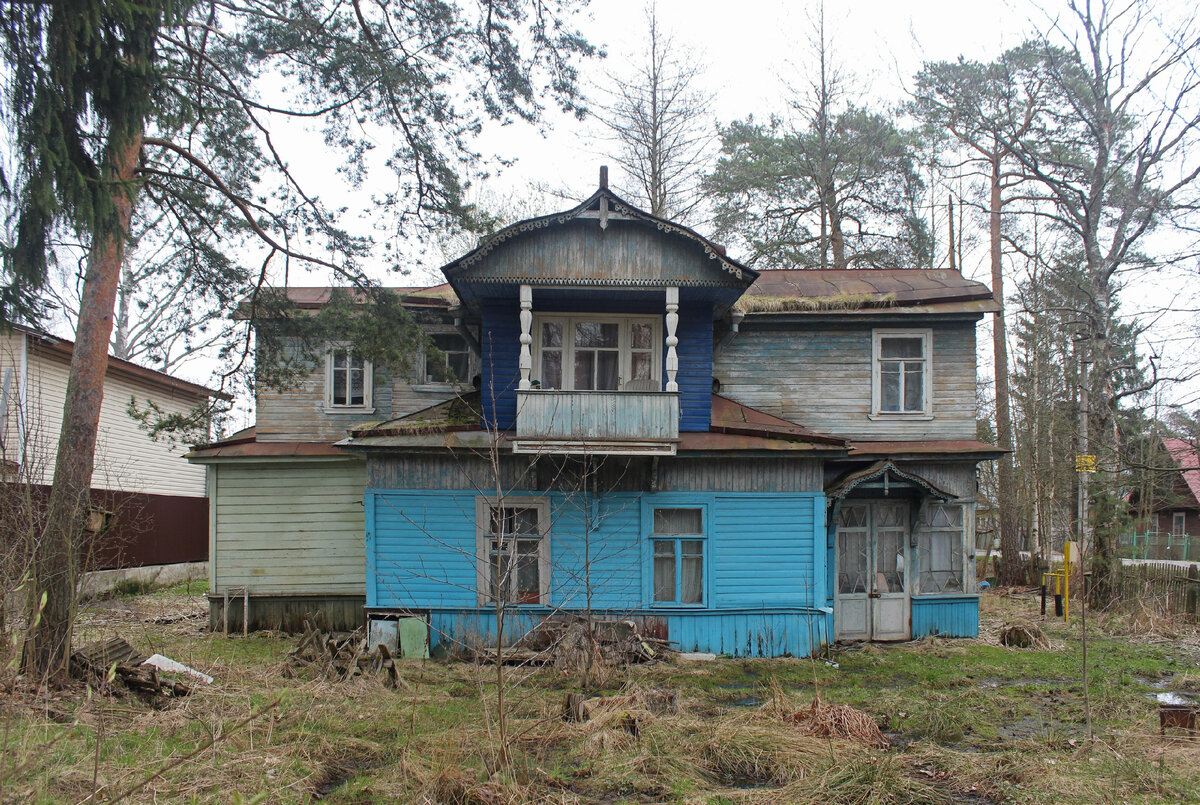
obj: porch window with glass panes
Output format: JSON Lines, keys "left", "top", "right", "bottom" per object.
{"left": 651, "top": 507, "right": 705, "bottom": 605}
{"left": 535, "top": 316, "right": 661, "bottom": 391}
{"left": 917, "top": 504, "right": 965, "bottom": 594}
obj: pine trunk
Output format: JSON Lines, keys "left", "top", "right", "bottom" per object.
{"left": 990, "top": 154, "right": 1022, "bottom": 586}
{"left": 21, "top": 132, "right": 143, "bottom": 684}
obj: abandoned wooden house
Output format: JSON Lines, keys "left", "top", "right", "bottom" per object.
{"left": 188, "top": 176, "right": 1001, "bottom": 655}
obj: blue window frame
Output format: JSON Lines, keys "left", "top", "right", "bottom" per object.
{"left": 650, "top": 506, "right": 706, "bottom": 605}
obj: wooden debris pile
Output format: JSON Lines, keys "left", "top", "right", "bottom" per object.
{"left": 287, "top": 622, "right": 409, "bottom": 689}
{"left": 471, "top": 617, "right": 675, "bottom": 669}
{"left": 71, "top": 637, "right": 195, "bottom": 698}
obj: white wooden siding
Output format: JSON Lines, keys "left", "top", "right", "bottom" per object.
{"left": 211, "top": 460, "right": 367, "bottom": 594}
{"left": 713, "top": 324, "right": 978, "bottom": 441}
{"left": 1, "top": 333, "right": 206, "bottom": 496}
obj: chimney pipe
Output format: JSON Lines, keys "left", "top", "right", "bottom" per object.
{"left": 599, "top": 165, "right": 609, "bottom": 189}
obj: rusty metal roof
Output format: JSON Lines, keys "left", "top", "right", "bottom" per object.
{"left": 848, "top": 439, "right": 1004, "bottom": 457}
{"left": 710, "top": 394, "right": 846, "bottom": 446}
{"left": 185, "top": 427, "right": 351, "bottom": 461}
{"left": 742, "top": 268, "right": 999, "bottom": 312}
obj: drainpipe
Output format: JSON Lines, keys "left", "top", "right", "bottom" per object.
{"left": 714, "top": 309, "right": 745, "bottom": 358}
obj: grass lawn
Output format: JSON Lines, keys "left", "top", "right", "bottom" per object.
{"left": 3, "top": 588, "right": 1200, "bottom": 803}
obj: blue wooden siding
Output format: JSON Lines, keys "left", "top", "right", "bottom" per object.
{"left": 426, "top": 609, "right": 828, "bottom": 658}
{"left": 366, "top": 488, "right": 828, "bottom": 656}
{"left": 477, "top": 293, "right": 714, "bottom": 431}
{"left": 911, "top": 596, "right": 979, "bottom": 638}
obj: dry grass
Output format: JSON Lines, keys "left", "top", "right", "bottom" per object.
{"left": 5, "top": 590, "right": 1200, "bottom": 803}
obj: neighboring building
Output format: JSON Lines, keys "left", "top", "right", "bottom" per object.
{"left": 189, "top": 178, "right": 1001, "bottom": 652}
{"left": 1156, "top": 438, "right": 1200, "bottom": 538}
{"left": 1, "top": 325, "right": 224, "bottom": 568}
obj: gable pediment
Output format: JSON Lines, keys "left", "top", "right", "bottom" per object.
{"left": 442, "top": 189, "right": 756, "bottom": 299}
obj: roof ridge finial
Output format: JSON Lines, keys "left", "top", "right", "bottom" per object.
{"left": 599, "top": 165, "right": 608, "bottom": 189}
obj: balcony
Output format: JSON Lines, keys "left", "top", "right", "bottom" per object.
{"left": 512, "top": 390, "right": 679, "bottom": 455}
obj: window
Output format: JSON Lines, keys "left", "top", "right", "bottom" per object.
{"left": 535, "top": 315, "right": 660, "bottom": 391}
{"left": 1173, "top": 511, "right": 1187, "bottom": 535}
{"left": 917, "top": 504, "right": 965, "bottom": 594}
{"left": 476, "top": 498, "right": 549, "bottom": 605}
{"left": 326, "top": 345, "right": 372, "bottom": 409}
{"left": 872, "top": 330, "right": 931, "bottom": 416}
{"left": 423, "top": 332, "right": 472, "bottom": 385}
{"left": 651, "top": 507, "right": 705, "bottom": 605}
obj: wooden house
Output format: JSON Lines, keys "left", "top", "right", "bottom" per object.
{"left": 190, "top": 177, "right": 1001, "bottom": 651}
{"left": 1, "top": 325, "right": 224, "bottom": 568}
{"left": 1156, "top": 438, "right": 1200, "bottom": 538}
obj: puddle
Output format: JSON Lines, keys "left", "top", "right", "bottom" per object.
{"left": 974, "top": 677, "right": 1063, "bottom": 689}
{"left": 1136, "top": 674, "right": 1173, "bottom": 689}
{"left": 1156, "top": 692, "right": 1198, "bottom": 707}
{"left": 731, "top": 696, "right": 764, "bottom": 707}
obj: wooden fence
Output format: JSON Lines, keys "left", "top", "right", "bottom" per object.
{"left": 1113, "top": 562, "right": 1200, "bottom": 617}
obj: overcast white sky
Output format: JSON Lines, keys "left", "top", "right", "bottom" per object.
{"left": 147, "top": 0, "right": 1200, "bottom": 415}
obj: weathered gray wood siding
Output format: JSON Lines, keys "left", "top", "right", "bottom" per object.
{"left": 713, "top": 322, "right": 977, "bottom": 441}
{"left": 460, "top": 220, "right": 747, "bottom": 288}
{"left": 211, "top": 459, "right": 367, "bottom": 594}
{"left": 658, "top": 458, "right": 822, "bottom": 492}
{"left": 256, "top": 346, "right": 463, "bottom": 443}
{"left": 367, "top": 453, "right": 822, "bottom": 493}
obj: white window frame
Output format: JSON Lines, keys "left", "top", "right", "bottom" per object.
{"left": 871, "top": 328, "right": 933, "bottom": 418}
{"left": 324, "top": 343, "right": 374, "bottom": 412}
{"left": 475, "top": 497, "right": 551, "bottom": 606}
{"left": 1173, "top": 511, "right": 1187, "bottom": 535}
{"left": 532, "top": 314, "right": 662, "bottom": 391}
{"left": 412, "top": 327, "right": 477, "bottom": 392}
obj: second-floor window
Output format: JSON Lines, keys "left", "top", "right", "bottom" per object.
{"left": 872, "top": 330, "right": 931, "bottom": 416}
{"left": 534, "top": 315, "right": 660, "bottom": 391}
{"left": 326, "top": 346, "right": 371, "bottom": 409}
{"left": 424, "top": 333, "right": 472, "bottom": 384}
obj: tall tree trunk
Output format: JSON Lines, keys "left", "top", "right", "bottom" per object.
{"left": 22, "top": 132, "right": 143, "bottom": 683}
{"left": 990, "top": 153, "right": 1021, "bottom": 585}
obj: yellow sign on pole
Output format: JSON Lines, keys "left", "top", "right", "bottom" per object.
{"left": 1075, "top": 454, "right": 1097, "bottom": 473}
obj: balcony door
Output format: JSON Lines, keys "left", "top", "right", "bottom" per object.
{"left": 834, "top": 501, "right": 910, "bottom": 641}
{"left": 535, "top": 315, "right": 660, "bottom": 391}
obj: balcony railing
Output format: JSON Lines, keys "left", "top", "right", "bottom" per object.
{"left": 512, "top": 390, "right": 679, "bottom": 455}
